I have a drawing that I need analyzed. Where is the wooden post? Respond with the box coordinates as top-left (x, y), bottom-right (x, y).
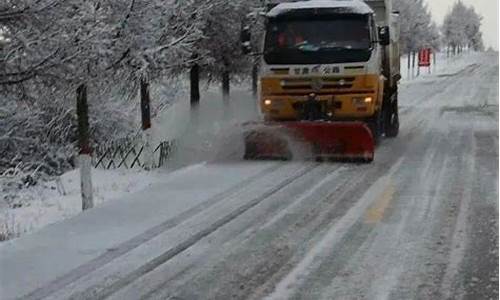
top-left (190, 63), bottom-right (200, 106)
top-left (76, 84), bottom-right (93, 211)
top-left (140, 78), bottom-right (153, 170)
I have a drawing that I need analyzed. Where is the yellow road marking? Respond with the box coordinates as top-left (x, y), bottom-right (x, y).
top-left (365, 182), bottom-right (395, 224)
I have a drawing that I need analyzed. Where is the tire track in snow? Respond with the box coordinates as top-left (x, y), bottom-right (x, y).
top-left (258, 56), bottom-right (492, 300)
top-left (240, 101), bottom-right (440, 300)
top-left (262, 158), bottom-right (404, 300)
top-left (286, 147), bottom-right (438, 299)
top-left (21, 163), bottom-right (285, 300)
top-left (65, 163), bottom-right (320, 300)
top-left (159, 161), bottom-right (394, 300)
top-left (368, 126), bottom-right (466, 300)
top-left (158, 133), bottom-right (427, 299)
top-left (136, 164), bottom-right (347, 300)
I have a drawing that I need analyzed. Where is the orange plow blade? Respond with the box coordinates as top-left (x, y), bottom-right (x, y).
top-left (244, 121), bottom-right (374, 162)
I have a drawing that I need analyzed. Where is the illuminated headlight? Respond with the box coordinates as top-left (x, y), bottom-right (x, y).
top-left (352, 97), bottom-right (373, 106)
top-left (264, 99), bottom-right (272, 106)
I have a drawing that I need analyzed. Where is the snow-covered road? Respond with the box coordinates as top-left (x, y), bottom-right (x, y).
top-left (1, 52), bottom-right (498, 300)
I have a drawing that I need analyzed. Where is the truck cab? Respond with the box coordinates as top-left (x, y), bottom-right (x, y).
top-left (244, 0), bottom-right (400, 139)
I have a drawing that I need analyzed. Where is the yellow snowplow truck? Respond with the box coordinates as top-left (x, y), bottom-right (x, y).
top-left (241, 0), bottom-right (400, 162)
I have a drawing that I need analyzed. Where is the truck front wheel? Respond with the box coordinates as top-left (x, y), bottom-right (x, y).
top-left (367, 111), bottom-right (383, 145)
top-left (384, 94), bottom-right (399, 138)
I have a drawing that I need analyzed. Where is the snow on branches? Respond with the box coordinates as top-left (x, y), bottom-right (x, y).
top-left (1, 0), bottom-right (209, 89)
top-left (1, 0), bottom-right (210, 184)
top-left (393, 0), bottom-right (439, 53)
top-left (442, 1), bottom-right (483, 52)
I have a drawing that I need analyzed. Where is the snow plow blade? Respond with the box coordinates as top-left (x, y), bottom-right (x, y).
top-left (244, 121), bottom-right (374, 162)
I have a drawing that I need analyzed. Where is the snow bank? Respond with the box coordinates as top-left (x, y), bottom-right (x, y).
top-left (0, 168), bottom-right (173, 241)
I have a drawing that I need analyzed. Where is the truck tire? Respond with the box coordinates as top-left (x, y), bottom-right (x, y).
top-left (385, 93), bottom-right (399, 138)
top-left (367, 112), bottom-right (383, 145)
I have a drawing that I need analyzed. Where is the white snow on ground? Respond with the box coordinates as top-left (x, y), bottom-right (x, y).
top-left (0, 168), bottom-right (177, 241)
top-left (0, 162), bottom-right (276, 299)
top-left (264, 158), bottom-right (403, 300)
top-left (400, 51), bottom-right (481, 82)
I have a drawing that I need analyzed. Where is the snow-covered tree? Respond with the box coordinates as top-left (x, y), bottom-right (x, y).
top-left (184, 0), bottom-right (264, 103)
top-left (442, 1), bottom-right (484, 53)
top-left (1, 0), bottom-right (209, 89)
top-left (0, 0), bottom-right (209, 182)
top-left (394, 0), bottom-right (440, 53)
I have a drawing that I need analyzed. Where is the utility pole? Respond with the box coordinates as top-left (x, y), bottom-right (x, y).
top-left (76, 84), bottom-right (93, 210)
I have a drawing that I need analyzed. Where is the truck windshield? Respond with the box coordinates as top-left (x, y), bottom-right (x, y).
top-left (264, 15), bottom-right (373, 65)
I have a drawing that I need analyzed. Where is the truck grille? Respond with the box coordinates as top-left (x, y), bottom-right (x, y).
top-left (281, 77), bottom-right (356, 91)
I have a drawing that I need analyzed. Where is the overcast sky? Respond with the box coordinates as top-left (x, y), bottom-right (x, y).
top-left (425, 0), bottom-right (498, 50)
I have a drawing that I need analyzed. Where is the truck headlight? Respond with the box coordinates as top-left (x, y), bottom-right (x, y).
top-left (264, 99), bottom-right (272, 106)
top-left (352, 97), bottom-right (373, 106)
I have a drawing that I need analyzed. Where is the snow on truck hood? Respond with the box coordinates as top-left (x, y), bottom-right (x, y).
top-left (267, 0), bottom-right (374, 17)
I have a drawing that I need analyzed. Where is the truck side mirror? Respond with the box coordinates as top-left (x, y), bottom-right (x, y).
top-left (241, 26), bottom-right (252, 54)
top-left (378, 26), bottom-right (390, 46)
